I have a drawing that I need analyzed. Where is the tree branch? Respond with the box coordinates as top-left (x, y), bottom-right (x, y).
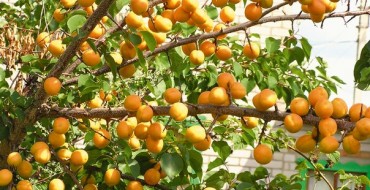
top-left (39, 105), bottom-right (355, 131)
top-left (63, 8), bottom-right (370, 85)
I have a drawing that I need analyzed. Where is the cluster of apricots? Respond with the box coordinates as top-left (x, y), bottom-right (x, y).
top-left (299, 0), bottom-right (337, 22)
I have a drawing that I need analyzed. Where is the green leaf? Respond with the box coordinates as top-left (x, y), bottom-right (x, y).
top-left (236, 182), bottom-right (254, 190)
top-left (128, 33), bottom-right (142, 45)
top-left (207, 157), bottom-right (223, 171)
top-left (267, 75), bottom-right (277, 89)
top-left (233, 62), bottom-right (243, 77)
top-left (160, 153), bottom-right (184, 178)
top-left (212, 141), bottom-right (232, 161)
top-left (300, 37), bottom-right (312, 60)
top-left (326, 151), bottom-right (340, 164)
top-left (0, 68), bottom-right (4, 81)
top-left (140, 31), bottom-right (156, 51)
top-left (204, 5), bottom-right (218, 20)
top-left (67, 15), bottom-right (86, 32)
top-left (265, 37), bottom-right (281, 54)
top-left (253, 166), bottom-right (268, 180)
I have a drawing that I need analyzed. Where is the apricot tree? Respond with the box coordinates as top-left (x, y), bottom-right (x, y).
top-left (0, 0), bottom-right (370, 189)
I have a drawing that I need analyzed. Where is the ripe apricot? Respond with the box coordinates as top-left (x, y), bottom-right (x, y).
top-left (253, 144), bottom-right (273, 165)
top-left (314, 99), bottom-right (333, 119)
top-left (49, 131), bottom-right (66, 148)
top-left (182, 0), bottom-right (198, 12)
top-left (165, 0), bottom-right (181, 9)
top-left (318, 118), bottom-right (337, 137)
top-left (84, 184), bottom-right (98, 190)
top-left (220, 6), bottom-right (235, 23)
top-left (198, 91), bottom-right (210, 105)
top-left (120, 41), bottom-right (137, 60)
top-left (34, 148), bottom-right (51, 164)
top-left (230, 82), bottom-right (247, 99)
top-left (146, 137), bottom-right (164, 153)
top-left (134, 122), bottom-right (149, 139)
top-left (295, 134), bottom-right (316, 153)
top-left (129, 136), bottom-right (141, 150)
top-left (308, 86), bottom-right (328, 107)
top-left (99, 90), bottom-right (113, 102)
top-left (355, 118), bottom-right (370, 137)
top-left (169, 102), bottom-right (188, 121)
top-left (245, 3), bottom-right (262, 21)
top-left (16, 180), bottom-right (32, 190)
top-left (148, 122), bottom-right (167, 140)
top-left (49, 179), bottom-right (65, 190)
top-left (131, 0), bottom-right (149, 15)
top-left (290, 97), bottom-right (309, 116)
top-left (88, 24), bottom-right (106, 39)
top-left (242, 117), bottom-right (259, 128)
top-left (185, 125), bottom-right (206, 143)
top-left (319, 136), bottom-right (339, 153)
top-left (36, 32), bottom-right (50, 47)
top-left (189, 50), bottom-right (205, 65)
top-left (161, 10), bottom-right (176, 24)
top-left (243, 42), bottom-right (260, 60)
top-left (127, 181), bottom-right (143, 190)
top-left (53, 8), bottom-right (65, 22)
top-left (200, 40), bottom-right (216, 57)
top-left (212, 0), bottom-right (228, 7)
top-left (81, 174), bottom-right (96, 185)
top-left (191, 9), bottom-right (208, 25)
top-left (31, 141), bottom-right (49, 155)
top-left (84, 4), bottom-right (97, 16)
top-left (301, 4), bottom-right (310, 13)
top-left (310, 13), bottom-right (325, 23)
top-left (174, 7), bottom-right (191, 22)
top-left (125, 11), bottom-right (144, 28)
top-left (284, 113), bottom-right (303, 133)
top-left (117, 121), bottom-right (134, 139)
top-left (199, 18), bottom-right (214, 32)
top-left (0, 169), bottom-right (13, 186)
top-left (215, 45), bottom-right (232, 61)
top-left (260, 0), bottom-right (273, 8)
top-left (352, 127), bottom-right (368, 141)
top-left (151, 32), bottom-right (166, 45)
top-left (17, 160), bottom-right (33, 179)
top-left (349, 103), bottom-right (367, 122)
top-left (136, 105), bottom-right (154, 122)
top-left (342, 135), bottom-right (360, 154)
top-left (53, 117), bottom-right (70, 134)
top-left (48, 40), bottom-right (65, 57)
top-left (217, 73), bottom-right (235, 90)
top-left (299, 0), bottom-right (312, 5)
top-left (78, 0), bottom-right (95, 7)
top-left (144, 168), bottom-right (161, 185)
top-left (93, 129), bottom-right (111, 149)
top-left (182, 43), bottom-right (197, 56)
top-left (325, 1), bottom-right (336, 12)
top-left (57, 148), bottom-right (72, 161)
top-left (104, 169), bottom-right (121, 187)
top-left (70, 150), bottom-right (89, 166)
top-left (119, 64), bottom-right (136, 78)
top-left (213, 23), bottom-right (227, 39)
top-left (209, 87), bottom-right (228, 105)
top-left (194, 134), bottom-right (212, 151)
top-left (154, 16), bottom-right (173, 33)
top-left (82, 49), bottom-right (101, 67)
top-left (164, 88), bottom-right (182, 104)
top-left (259, 89), bottom-right (277, 110)
top-left (87, 97), bottom-right (103, 108)
top-left (252, 93), bottom-right (265, 111)
top-left (124, 95), bottom-right (141, 111)
top-left (307, 0), bottom-right (326, 15)
top-left (7, 152), bottom-right (22, 167)
top-left (61, 0), bottom-right (76, 8)
top-left (364, 107), bottom-right (370, 118)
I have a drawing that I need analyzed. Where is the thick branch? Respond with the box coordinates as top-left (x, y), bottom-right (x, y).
top-left (0, 0), bottom-right (116, 168)
top-left (63, 8), bottom-right (370, 85)
top-left (39, 105), bottom-right (355, 131)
